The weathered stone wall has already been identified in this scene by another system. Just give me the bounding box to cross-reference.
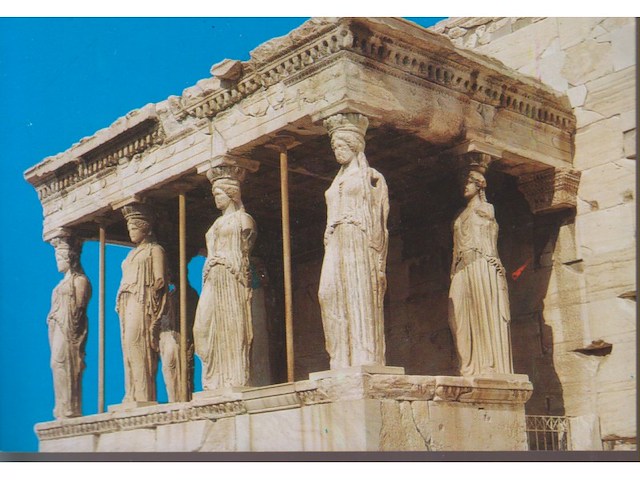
[433,17,636,449]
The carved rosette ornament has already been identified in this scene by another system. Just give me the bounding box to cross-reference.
[194,164,257,390]
[318,112,390,369]
[517,168,581,214]
[47,229,91,419]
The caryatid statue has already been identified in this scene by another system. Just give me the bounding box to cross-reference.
[318,113,390,369]
[116,204,167,403]
[193,166,257,390]
[158,252,198,403]
[448,160,513,376]
[47,231,91,419]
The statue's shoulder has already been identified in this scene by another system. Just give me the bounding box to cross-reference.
[239,211,256,231]
[150,242,166,254]
[369,167,387,180]
[73,273,90,287]
[73,273,92,296]
[367,167,388,189]
[475,202,495,219]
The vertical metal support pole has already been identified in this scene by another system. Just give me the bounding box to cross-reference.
[280,148,295,383]
[179,193,188,402]
[98,225,106,413]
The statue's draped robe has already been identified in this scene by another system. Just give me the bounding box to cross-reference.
[48,272,90,418]
[159,284,198,402]
[194,210,254,390]
[319,159,389,368]
[116,243,167,402]
[448,202,513,376]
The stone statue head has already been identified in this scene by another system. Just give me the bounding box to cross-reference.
[207,166,245,212]
[330,131,366,165]
[50,234,82,274]
[122,204,156,244]
[324,113,369,166]
[463,169,487,202]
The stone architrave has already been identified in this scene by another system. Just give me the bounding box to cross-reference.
[47,230,91,419]
[448,159,514,376]
[116,203,168,403]
[193,165,257,391]
[158,251,199,403]
[318,113,390,369]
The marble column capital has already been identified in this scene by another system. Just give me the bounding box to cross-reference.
[322,112,369,138]
[44,227,78,244]
[196,154,259,179]
[517,167,581,215]
[455,151,497,175]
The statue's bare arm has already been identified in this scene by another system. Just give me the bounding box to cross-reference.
[240,214,257,254]
[151,246,167,291]
[72,275,91,318]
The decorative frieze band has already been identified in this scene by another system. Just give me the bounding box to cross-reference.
[36,400,246,441]
[517,168,581,214]
[347,24,574,131]
[179,18,574,132]
[182,24,347,120]
[36,122,164,202]
[433,375,533,404]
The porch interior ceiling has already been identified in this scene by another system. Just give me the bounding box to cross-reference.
[70,126,458,260]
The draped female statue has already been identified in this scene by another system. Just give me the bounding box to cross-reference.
[47,233,91,419]
[318,113,389,369]
[116,204,167,403]
[158,263,198,402]
[448,168,513,376]
[194,168,256,390]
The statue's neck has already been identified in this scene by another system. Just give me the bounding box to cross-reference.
[222,203,239,216]
[467,195,483,208]
[340,158,360,176]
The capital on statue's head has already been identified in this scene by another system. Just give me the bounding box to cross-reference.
[206,165,247,185]
[323,113,369,138]
[121,203,156,224]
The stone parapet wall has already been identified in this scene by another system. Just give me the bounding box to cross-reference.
[433,17,636,450]
[36,368,532,452]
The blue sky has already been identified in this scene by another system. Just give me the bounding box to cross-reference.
[0,17,444,452]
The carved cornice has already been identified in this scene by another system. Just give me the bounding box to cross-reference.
[180,22,347,120]
[434,385,474,402]
[35,400,246,441]
[34,120,164,202]
[517,168,581,214]
[346,22,574,131]
[433,375,533,404]
[297,388,330,405]
[177,18,574,133]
